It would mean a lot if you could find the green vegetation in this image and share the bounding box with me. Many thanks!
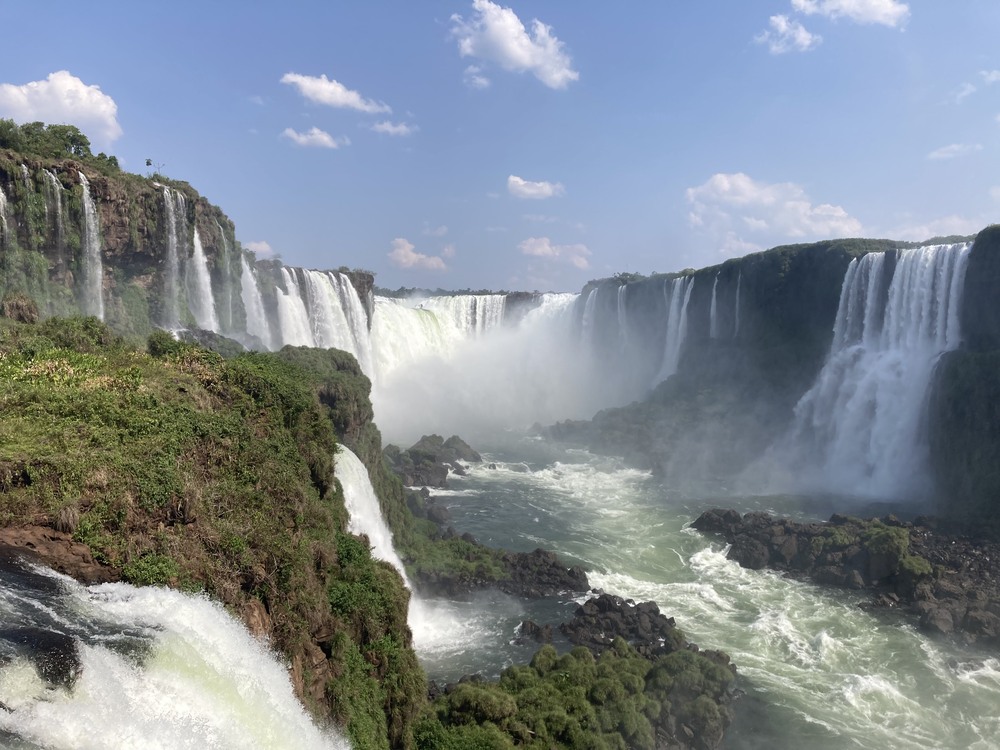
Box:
[0,119,120,174]
[416,640,734,749]
[0,314,423,748]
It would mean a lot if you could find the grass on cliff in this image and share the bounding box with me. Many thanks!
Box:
[0,316,423,749]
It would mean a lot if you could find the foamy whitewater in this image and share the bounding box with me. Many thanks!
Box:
[0,565,349,750]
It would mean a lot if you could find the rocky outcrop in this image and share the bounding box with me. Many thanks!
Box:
[383,434,481,488]
[693,509,1000,647]
[497,548,589,598]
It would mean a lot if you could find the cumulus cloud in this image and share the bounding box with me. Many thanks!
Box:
[927,143,983,160]
[686,172,862,251]
[507,175,565,199]
[371,120,416,136]
[982,70,1000,85]
[463,65,491,89]
[387,238,447,271]
[281,127,349,148]
[280,72,390,113]
[791,0,910,26]
[518,236,590,269]
[450,0,579,89]
[755,15,821,53]
[0,71,122,148]
[245,240,275,258]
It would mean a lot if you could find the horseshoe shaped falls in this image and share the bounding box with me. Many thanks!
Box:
[2,158,1000,750]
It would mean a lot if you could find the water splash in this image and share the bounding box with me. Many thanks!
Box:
[77,173,104,320]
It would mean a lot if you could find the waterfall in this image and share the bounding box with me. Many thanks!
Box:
[418,294,506,336]
[782,242,971,498]
[186,228,220,331]
[240,255,274,349]
[161,187,183,328]
[19,164,31,193]
[653,276,694,386]
[709,274,719,339]
[43,170,64,251]
[0,561,348,749]
[334,445,450,651]
[617,284,629,352]
[733,271,742,338]
[275,268,315,347]
[580,287,599,345]
[301,270,373,373]
[0,183,8,248]
[216,221,235,333]
[77,172,104,320]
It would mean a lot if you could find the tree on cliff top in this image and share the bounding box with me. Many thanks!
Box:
[0,119,119,172]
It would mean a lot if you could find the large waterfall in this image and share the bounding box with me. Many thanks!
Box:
[240,255,273,349]
[77,173,104,320]
[42,170,64,252]
[0,559,348,750]
[0,183,8,248]
[653,275,694,386]
[186,228,220,332]
[161,187,183,328]
[779,242,971,498]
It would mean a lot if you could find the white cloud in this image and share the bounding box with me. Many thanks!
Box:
[982,70,1000,85]
[686,172,862,249]
[518,236,591,269]
[0,70,122,148]
[756,15,822,54]
[281,127,349,149]
[508,174,565,199]
[423,224,449,237]
[463,65,491,89]
[245,240,274,258]
[953,82,977,103]
[926,143,982,160]
[441,244,456,259]
[280,72,390,113]
[249,95,264,106]
[387,238,447,271]
[887,215,982,241]
[791,0,910,27]
[450,0,579,89]
[371,120,416,136]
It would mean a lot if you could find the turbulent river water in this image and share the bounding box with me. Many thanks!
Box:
[413,436,1000,750]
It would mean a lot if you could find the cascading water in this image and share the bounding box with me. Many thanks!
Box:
[779,242,971,498]
[0,183,9,248]
[43,170,64,251]
[240,255,274,350]
[653,275,694,386]
[734,270,742,337]
[161,187,183,328]
[19,164,30,193]
[579,287,599,346]
[616,284,628,352]
[275,268,315,347]
[77,172,104,320]
[418,294,506,336]
[215,222,235,334]
[301,270,373,375]
[0,559,349,750]
[186,228,220,332]
[709,274,719,339]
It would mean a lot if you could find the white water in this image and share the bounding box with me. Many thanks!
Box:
[215,222,235,334]
[77,173,104,320]
[580,288,599,346]
[778,243,971,498]
[19,165,30,194]
[275,268,314,347]
[0,564,349,750]
[187,229,219,332]
[333,445,470,655]
[161,187,183,328]
[616,284,628,352]
[42,171,63,251]
[0,184,8,248]
[427,441,1000,749]
[653,275,694,386]
[240,255,273,349]
[734,270,742,337]
[301,271,373,375]
[710,274,719,339]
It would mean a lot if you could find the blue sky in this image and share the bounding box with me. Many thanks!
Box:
[1,1,998,291]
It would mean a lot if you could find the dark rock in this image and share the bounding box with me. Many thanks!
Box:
[515,619,552,644]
